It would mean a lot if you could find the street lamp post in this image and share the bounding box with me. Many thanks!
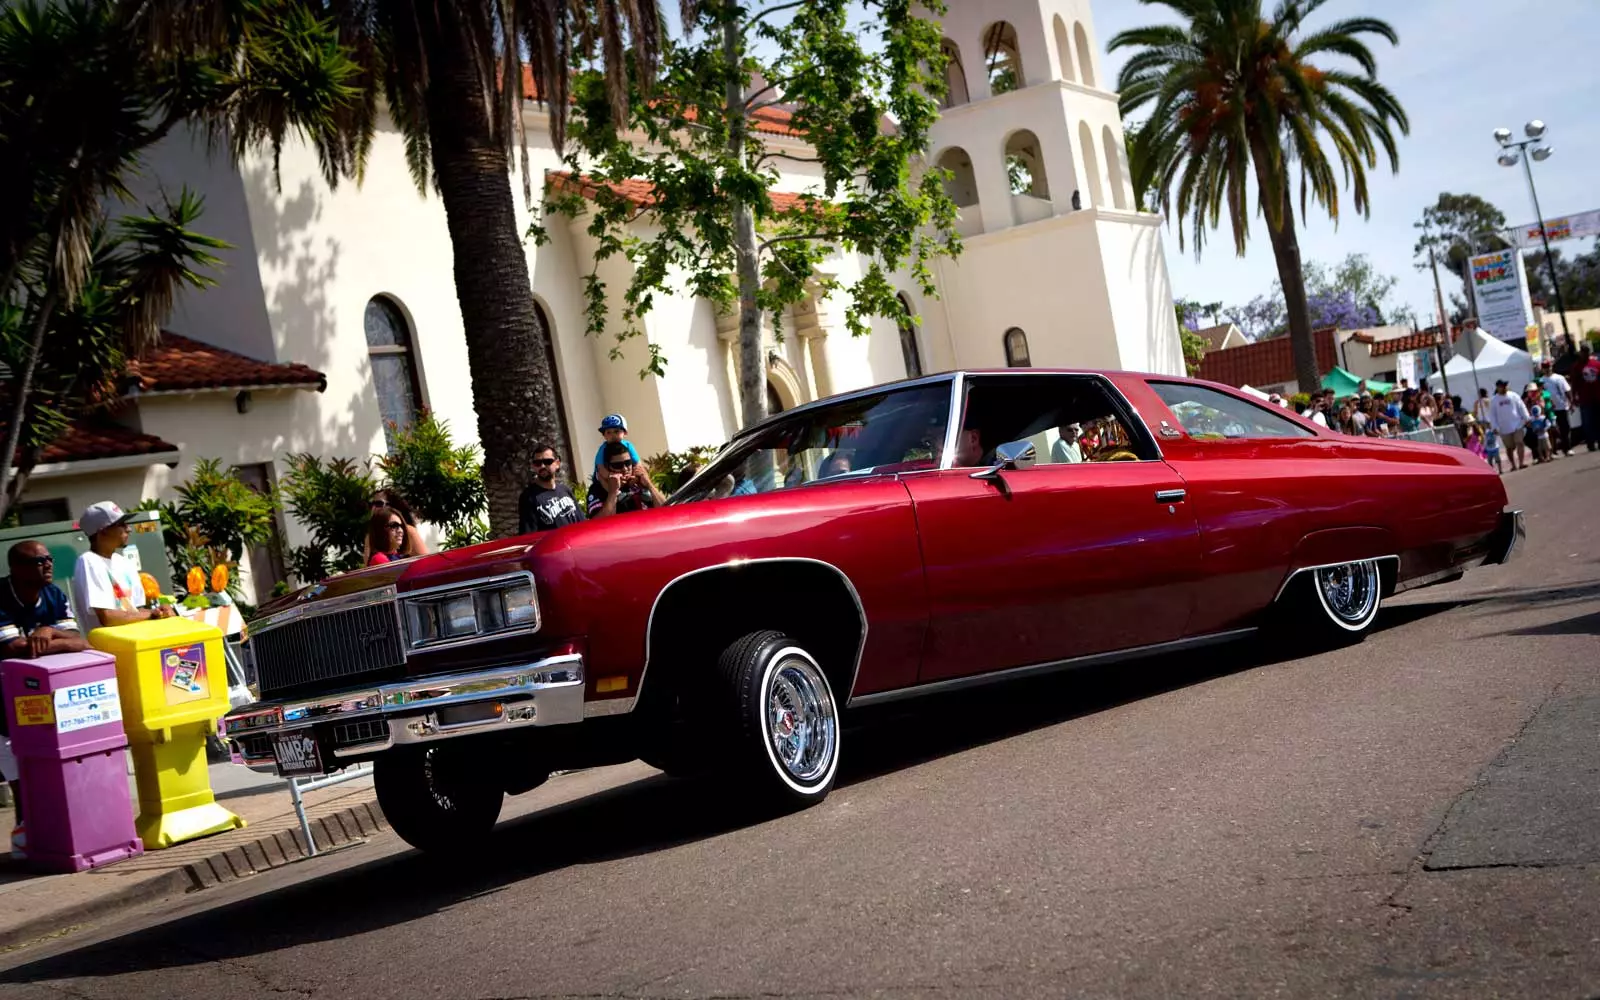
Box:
[1495,120,1573,354]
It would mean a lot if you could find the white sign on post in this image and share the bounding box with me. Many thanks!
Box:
[1468,250,1534,343]
[1395,352,1418,387]
[52,677,122,735]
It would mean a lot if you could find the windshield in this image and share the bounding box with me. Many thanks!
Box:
[672,382,952,503]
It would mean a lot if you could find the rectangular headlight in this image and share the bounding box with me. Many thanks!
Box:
[402,575,540,649]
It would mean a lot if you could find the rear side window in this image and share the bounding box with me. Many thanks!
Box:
[1149,382,1314,440]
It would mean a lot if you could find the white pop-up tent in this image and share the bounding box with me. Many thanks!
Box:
[1426,328,1535,399]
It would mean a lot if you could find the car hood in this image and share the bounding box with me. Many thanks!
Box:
[253,533,556,620]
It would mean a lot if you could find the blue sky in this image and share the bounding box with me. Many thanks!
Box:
[1092,0,1600,325]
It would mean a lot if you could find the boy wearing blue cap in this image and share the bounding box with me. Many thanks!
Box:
[591,413,640,482]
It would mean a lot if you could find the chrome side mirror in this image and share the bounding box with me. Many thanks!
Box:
[969,439,1035,495]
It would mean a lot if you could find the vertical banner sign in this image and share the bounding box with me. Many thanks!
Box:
[1395,352,1418,387]
[160,643,211,706]
[1526,325,1543,365]
[1468,250,1534,342]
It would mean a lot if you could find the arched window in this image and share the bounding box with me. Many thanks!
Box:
[936,147,979,208]
[939,39,969,108]
[1053,15,1076,83]
[1003,328,1031,367]
[1077,121,1105,208]
[1102,125,1128,209]
[364,295,425,451]
[982,22,1023,95]
[1004,130,1050,199]
[766,381,785,416]
[533,300,574,467]
[1073,22,1096,88]
[896,294,924,378]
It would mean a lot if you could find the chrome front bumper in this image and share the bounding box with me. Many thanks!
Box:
[1484,509,1526,566]
[224,652,585,773]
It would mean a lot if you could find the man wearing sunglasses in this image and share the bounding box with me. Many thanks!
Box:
[587,440,666,519]
[517,443,585,534]
[0,541,86,660]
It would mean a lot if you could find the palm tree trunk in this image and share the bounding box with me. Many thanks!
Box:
[0,289,59,524]
[420,7,564,537]
[1252,153,1318,392]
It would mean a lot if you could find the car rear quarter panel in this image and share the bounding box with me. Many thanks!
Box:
[531,479,928,705]
[1112,376,1507,633]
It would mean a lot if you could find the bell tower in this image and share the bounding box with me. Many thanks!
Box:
[912,0,1184,376]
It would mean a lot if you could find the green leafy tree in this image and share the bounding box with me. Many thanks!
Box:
[375,410,487,535]
[279,454,377,581]
[136,0,678,538]
[137,458,279,595]
[0,0,359,519]
[535,0,958,440]
[1413,192,1510,303]
[1112,0,1409,392]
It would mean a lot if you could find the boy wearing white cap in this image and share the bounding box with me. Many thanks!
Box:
[70,501,174,637]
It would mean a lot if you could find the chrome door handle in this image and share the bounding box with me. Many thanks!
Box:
[1154,489,1186,503]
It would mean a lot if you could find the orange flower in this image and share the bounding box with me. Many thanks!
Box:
[211,565,229,593]
[139,572,161,602]
[186,566,206,595]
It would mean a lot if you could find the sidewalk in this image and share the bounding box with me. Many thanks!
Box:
[0,762,385,953]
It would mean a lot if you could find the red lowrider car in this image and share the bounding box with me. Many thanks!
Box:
[225,370,1522,851]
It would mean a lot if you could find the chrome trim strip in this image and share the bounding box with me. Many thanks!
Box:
[938,371,966,471]
[223,652,586,740]
[583,696,637,718]
[250,585,400,638]
[641,557,870,706]
[1272,554,1400,603]
[847,628,1258,708]
[399,570,536,602]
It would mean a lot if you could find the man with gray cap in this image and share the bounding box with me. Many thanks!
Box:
[70,501,174,636]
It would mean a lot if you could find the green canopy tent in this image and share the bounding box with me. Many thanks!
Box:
[1321,367,1394,397]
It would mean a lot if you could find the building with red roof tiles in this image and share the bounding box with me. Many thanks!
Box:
[46,0,1186,597]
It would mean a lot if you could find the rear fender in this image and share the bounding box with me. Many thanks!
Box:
[1278,527,1401,600]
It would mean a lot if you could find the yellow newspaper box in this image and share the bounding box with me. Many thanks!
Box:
[90,618,245,849]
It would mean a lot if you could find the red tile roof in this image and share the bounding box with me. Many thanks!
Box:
[127,333,325,394]
[21,420,179,466]
[546,171,814,213]
[1193,327,1340,389]
[518,65,802,137]
[1365,331,1444,357]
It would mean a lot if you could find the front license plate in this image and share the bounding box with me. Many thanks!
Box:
[272,730,322,776]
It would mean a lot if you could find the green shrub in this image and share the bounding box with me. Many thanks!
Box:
[375,411,486,535]
[641,444,722,494]
[279,454,375,582]
[135,458,276,597]
[1289,392,1312,410]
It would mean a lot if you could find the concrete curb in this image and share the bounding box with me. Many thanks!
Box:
[0,799,388,953]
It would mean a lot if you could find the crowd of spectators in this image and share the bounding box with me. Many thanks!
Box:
[1286,344,1600,474]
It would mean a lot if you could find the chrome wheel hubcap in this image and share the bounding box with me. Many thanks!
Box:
[1315,561,1380,626]
[766,655,837,784]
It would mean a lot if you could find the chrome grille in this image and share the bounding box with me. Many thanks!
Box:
[252,601,405,696]
[332,718,390,748]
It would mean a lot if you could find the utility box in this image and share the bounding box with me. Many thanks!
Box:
[89,618,245,849]
[1,651,143,872]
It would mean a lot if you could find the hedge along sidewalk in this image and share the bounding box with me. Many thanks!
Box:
[0,777,384,953]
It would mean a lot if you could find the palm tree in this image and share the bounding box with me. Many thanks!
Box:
[1111,0,1408,391]
[130,0,688,535]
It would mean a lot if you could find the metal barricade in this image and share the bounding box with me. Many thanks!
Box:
[288,763,374,856]
[1393,425,1463,448]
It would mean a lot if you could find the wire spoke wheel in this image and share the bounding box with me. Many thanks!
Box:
[1313,560,1381,629]
[765,655,837,785]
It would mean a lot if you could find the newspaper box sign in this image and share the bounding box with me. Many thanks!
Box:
[53,677,123,734]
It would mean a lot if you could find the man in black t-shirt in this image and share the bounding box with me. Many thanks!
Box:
[517,444,585,534]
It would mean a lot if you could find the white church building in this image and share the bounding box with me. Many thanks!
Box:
[17,0,1182,600]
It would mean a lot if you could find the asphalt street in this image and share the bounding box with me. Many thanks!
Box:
[3,451,1597,999]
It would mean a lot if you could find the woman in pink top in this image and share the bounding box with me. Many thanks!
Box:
[367,506,411,565]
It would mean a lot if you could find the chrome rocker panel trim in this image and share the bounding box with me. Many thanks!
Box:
[225,653,585,773]
[847,628,1257,709]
